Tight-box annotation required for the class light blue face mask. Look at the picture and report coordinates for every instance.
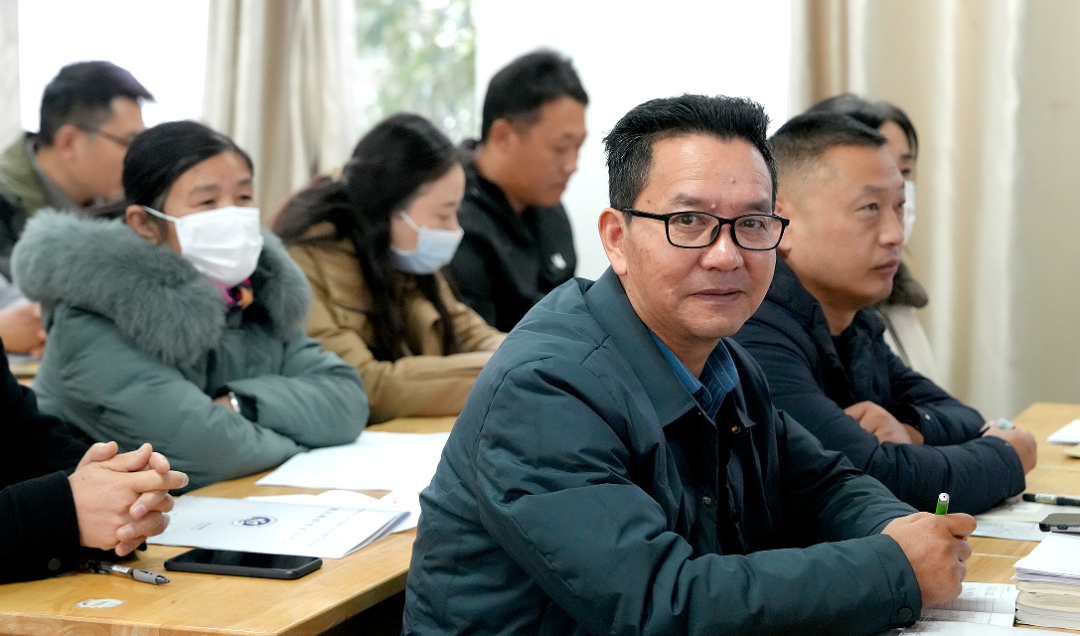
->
[390,211,464,275]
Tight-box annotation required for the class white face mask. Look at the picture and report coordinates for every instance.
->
[902,180,916,246]
[144,206,264,287]
[390,211,464,275]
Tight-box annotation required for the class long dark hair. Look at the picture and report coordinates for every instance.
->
[86,120,254,226]
[274,113,461,362]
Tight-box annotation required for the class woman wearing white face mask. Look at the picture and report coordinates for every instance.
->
[275,114,504,424]
[11,121,368,490]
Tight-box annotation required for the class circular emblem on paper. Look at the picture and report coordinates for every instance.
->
[233,515,276,527]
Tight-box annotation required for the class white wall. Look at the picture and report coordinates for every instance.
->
[18,0,209,132]
[474,0,791,280]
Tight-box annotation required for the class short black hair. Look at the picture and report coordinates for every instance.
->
[603,94,777,214]
[38,61,154,146]
[805,93,918,160]
[480,50,588,141]
[769,112,886,184]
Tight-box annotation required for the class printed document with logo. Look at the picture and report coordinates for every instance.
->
[149,496,407,558]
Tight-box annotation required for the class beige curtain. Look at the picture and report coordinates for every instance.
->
[203,0,352,223]
[791,0,1080,419]
[0,1,20,148]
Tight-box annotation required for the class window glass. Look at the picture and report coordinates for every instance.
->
[351,0,475,141]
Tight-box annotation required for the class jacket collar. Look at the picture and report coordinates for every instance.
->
[0,133,48,217]
[766,257,886,404]
[13,210,311,367]
[583,268,728,428]
[460,140,563,244]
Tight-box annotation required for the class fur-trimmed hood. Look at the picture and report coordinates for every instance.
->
[12,210,311,367]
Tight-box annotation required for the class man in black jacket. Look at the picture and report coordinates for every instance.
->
[1,339,187,583]
[733,113,1035,514]
[446,50,587,332]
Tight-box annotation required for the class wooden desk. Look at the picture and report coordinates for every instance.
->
[0,416,455,636]
[968,403,1080,583]
[1013,402,1080,471]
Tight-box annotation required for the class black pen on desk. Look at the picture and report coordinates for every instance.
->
[1023,493,1080,507]
[85,559,169,585]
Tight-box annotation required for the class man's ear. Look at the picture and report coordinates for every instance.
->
[598,207,630,276]
[774,194,795,258]
[125,204,165,244]
[51,124,83,162]
[485,118,516,152]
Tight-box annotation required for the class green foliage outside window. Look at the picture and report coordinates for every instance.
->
[353,0,475,143]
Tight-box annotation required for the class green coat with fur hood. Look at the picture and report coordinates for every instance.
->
[12,211,368,490]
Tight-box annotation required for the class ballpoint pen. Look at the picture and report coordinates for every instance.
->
[936,492,950,515]
[1023,493,1080,507]
[85,559,170,585]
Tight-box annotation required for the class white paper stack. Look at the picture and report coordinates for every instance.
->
[877,583,1059,635]
[1013,532,1080,629]
[150,495,408,558]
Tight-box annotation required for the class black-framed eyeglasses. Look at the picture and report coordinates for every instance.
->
[622,209,789,251]
[76,126,135,148]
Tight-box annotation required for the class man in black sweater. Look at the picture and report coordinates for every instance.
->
[733,113,1035,514]
[1,338,186,583]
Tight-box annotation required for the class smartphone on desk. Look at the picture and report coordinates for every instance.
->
[1039,513,1080,534]
[164,549,322,580]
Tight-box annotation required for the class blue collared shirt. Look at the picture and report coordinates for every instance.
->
[648,331,739,422]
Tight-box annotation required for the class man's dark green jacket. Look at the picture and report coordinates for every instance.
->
[404,268,923,636]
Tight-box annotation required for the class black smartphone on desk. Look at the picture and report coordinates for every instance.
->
[1039,513,1080,534]
[164,549,322,580]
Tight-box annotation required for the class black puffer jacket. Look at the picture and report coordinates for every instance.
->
[733,258,1025,514]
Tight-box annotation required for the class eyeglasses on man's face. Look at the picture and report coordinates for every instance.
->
[621,209,790,251]
[76,125,136,149]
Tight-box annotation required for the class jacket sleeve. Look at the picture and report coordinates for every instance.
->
[223,333,368,442]
[736,314,1025,514]
[470,361,922,636]
[0,471,82,583]
[881,345,985,445]
[1,342,85,582]
[294,245,493,424]
[35,307,346,490]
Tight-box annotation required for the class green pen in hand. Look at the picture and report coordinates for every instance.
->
[935,492,950,515]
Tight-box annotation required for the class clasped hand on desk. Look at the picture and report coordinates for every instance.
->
[845,401,1038,474]
[68,441,188,556]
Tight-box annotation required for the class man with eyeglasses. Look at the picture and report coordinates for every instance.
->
[0,61,151,355]
[733,113,1035,515]
[404,95,973,636]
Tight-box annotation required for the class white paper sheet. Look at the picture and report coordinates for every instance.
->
[247,489,422,533]
[1048,419,1080,444]
[149,495,407,558]
[256,431,450,492]
[971,496,1080,541]
[972,521,1048,542]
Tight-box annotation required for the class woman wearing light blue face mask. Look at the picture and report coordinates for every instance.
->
[11,120,368,490]
[274,114,504,424]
